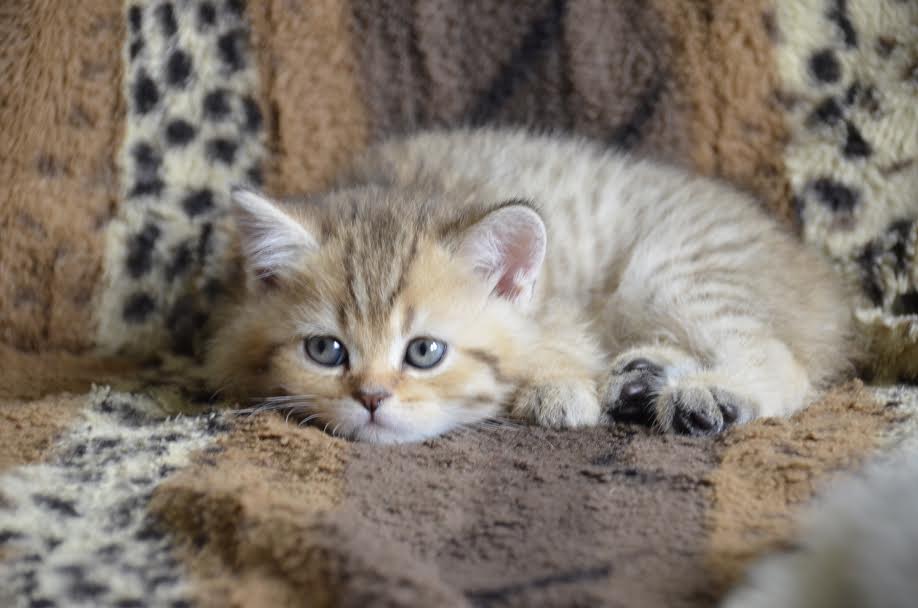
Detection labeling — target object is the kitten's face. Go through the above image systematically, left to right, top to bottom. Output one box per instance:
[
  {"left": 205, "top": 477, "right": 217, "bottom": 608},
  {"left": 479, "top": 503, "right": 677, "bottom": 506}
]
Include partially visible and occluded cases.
[{"left": 210, "top": 188, "right": 546, "bottom": 443}]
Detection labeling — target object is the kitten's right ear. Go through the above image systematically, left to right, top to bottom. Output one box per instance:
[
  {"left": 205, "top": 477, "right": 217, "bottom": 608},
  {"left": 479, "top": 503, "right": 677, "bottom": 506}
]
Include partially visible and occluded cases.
[
  {"left": 231, "top": 186, "right": 318, "bottom": 284},
  {"left": 457, "top": 203, "right": 547, "bottom": 306}
]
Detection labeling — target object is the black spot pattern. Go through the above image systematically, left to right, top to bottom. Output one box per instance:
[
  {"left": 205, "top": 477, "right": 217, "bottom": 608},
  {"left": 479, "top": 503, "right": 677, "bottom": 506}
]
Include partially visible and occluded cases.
[
  {"left": 227, "top": 0, "right": 246, "bottom": 17},
  {"left": 828, "top": 0, "right": 858, "bottom": 47},
  {"left": 198, "top": 2, "right": 217, "bottom": 28},
  {"left": 156, "top": 3, "right": 178, "bottom": 38},
  {"left": 128, "top": 5, "right": 142, "bottom": 33},
  {"left": 217, "top": 29, "right": 247, "bottom": 72},
  {"left": 129, "top": 39, "right": 144, "bottom": 60},
  {"left": 166, "top": 49, "right": 192, "bottom": 86},
  {"left": 810, "top": 49, "right": 841, "bottom": 83},
  {"left": 132, "top": 71, "right": 159, "bottom": 114},
  {"left": 844, "top": 81, "right": 861, "bottom": 104},
  {"left": 203, "top": 89, "right": 231, "bottom": 119},
  {"left": 242, "top": 95, "right": 262, "bottom": 132},
  {"left": 808, "top": 97, "right": 843, "bottom": 126},
  {"left": 165, "top": 119, "right": 196, "bottom": 145},
  {"left": 842, "top": 122, "right": 872, "bottom": 158},
  {"left": 207, "top": 137, "right": 238, "bottom": 164},
  {"left": 129, "top": 142, "right": 164, "bottom": 198},
  {"left": 133, "top": 142, "right": 160, "bottom": 171},
  {"left": 246, "top": 164, "right": 263, "bottom": 186},
  {"left": 129, "top": 177, "right": 164, "bottom": 199},
  {"left": 811, "top": 178, "right": 859, "bottom": 213},
  {"left": 182, "top": 189, "right": 215, "bottom": 217},
  {"left": 855, "top": 219, "right": 917, "bottom": 315},
  {"left": 888, "top": 219, "right": 913, "bottom": 273},
  {"left": 126, "top": 223, "right": 161, "bottom": 278},
  {"left": 165, "top": 241, "right": 193, "bottom": 281},
  {"left": 857, "top": 244, "right": 885, "bottom": 306},
  {"left": 892, "top": 291, "right": 918, "bottom": 316},
  {"left": 123, "top": 293, "right": 156, "bottom": 323},
  {"left": 167, "top": 295, "right": 209, "bottom": 357},
  {"left": 32, "top": 496, "right": 78, "bottom": 518},
  {"left": 0, "top": 530, "right": 24, "bottom": 544},
  {"left": 70, "top": 580, "right": 109, "bottom": 601}
]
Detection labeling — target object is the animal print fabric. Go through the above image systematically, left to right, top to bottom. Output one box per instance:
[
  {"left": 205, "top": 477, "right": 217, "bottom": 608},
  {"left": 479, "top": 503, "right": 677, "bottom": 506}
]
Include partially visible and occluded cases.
[
  {"left": 95, "top": 0, "right": 265, "bottom": 359},
  {"left": 774, "top": 0, "right": 918, "bottom": 380},
  {"left": 0, "top": 387, "right": 228, "bottom": 608}
]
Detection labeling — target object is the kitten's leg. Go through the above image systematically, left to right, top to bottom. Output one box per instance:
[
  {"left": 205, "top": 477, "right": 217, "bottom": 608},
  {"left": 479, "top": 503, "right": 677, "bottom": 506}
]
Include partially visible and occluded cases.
[
  {"left": 508, "top": 311, "right": 605, "bottom": 429},
  {"left": 600, "top": 336, "right": 811, "bottom": 435},
  {"left": 512, "top": 380, "right": 601, "bottom": 429}
]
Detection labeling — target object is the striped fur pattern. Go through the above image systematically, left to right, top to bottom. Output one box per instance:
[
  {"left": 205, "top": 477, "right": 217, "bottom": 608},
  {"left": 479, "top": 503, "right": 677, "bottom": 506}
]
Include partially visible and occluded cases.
[{"left": 208, "top": 129, "right": 854, "bottom": 443}]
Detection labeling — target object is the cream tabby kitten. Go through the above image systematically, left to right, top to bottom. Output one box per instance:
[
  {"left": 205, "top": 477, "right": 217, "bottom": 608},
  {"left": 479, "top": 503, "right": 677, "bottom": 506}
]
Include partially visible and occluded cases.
[{"left": 208, "top": 129, "right": 853, "bottom": 443}]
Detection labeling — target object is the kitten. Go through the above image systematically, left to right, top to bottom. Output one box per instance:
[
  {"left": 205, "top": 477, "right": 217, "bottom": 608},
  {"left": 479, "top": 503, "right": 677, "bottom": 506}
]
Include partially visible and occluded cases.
[{"left": 207, "top": 129, "right": 853, "bottom": 443}]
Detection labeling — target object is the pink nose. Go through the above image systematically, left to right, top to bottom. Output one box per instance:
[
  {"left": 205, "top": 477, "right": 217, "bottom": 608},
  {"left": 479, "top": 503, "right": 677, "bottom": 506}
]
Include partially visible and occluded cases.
[{"left": 353, "top": 388, "right": 391, "bottom": 413}]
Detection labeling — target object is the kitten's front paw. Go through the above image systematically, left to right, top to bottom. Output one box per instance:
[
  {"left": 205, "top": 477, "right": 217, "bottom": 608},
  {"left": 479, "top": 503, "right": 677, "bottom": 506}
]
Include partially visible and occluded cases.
[
  {"left": 601, "top": 351, "right": 750, "bottom": 435},
  {"left": 600, "top": 357, "right": 666, "bottom": 427},
  {"left": 512, "top": 382, "right": 600, "bottom": 429}
]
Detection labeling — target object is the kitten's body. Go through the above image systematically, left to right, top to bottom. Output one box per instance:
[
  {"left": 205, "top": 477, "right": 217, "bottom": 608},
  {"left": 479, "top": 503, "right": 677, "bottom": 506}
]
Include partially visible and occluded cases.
[{"left": 209, "top": 129, "right": 853, "bottom": 442}]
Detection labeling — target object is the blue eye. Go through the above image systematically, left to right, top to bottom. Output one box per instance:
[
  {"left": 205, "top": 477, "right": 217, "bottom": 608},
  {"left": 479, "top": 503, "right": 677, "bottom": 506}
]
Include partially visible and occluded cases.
[
  {"left": 305, "top": 336, "right": 348, "bottom": 367},
  {"left": 404, "top": 338, "right": 447, "bottom": 369}
]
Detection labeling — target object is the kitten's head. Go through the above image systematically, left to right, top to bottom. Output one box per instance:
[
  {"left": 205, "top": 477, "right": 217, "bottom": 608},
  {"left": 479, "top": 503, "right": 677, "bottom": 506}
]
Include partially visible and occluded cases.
[{"left": 208, "top": 186, "right": 547, "bottom": 443}]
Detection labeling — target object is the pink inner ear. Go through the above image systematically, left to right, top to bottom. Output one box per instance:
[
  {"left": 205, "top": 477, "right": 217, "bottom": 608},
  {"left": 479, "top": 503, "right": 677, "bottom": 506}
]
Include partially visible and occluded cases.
[
  {"left": 231, "top": 186, "right": 317, "bottom": 284},
  {"left": 459, "top": 205, "right": 547, "bottom": 305},
  {"left": 494, "top": 273, "right": 526, "bottom": 301}
]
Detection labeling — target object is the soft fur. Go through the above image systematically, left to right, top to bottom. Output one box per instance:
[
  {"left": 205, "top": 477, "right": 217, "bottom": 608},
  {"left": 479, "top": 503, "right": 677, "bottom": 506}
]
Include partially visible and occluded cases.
[
  {"left": 207, "top": 129, "right": 854, "bottom": 443},
  {"left": 722, "top": 446, "right": 918, "bottom": 608}
]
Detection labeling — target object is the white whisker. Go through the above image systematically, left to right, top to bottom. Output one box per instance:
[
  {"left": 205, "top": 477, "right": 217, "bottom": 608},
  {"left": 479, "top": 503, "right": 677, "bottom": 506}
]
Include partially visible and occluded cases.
[{"left": 298, "top": 414, "right": 322, "bottom": 427}]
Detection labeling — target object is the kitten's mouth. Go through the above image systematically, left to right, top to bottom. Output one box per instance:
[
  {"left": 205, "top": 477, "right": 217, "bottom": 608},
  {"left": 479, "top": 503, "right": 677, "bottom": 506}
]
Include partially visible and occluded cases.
[{"left": 363, "top": 414, "right": 388, "bottom": 428}]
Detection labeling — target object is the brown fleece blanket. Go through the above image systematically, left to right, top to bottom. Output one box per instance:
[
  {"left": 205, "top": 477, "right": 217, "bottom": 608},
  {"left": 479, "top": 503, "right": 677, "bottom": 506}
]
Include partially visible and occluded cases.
[{"left": 1, "top": 1, "right": 916, "bottom": 607}]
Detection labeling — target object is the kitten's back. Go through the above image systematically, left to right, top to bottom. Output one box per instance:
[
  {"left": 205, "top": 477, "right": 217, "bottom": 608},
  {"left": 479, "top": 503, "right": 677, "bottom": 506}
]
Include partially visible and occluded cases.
[{"left": 347, "top": 128, "right": 854, "bottom": 388}]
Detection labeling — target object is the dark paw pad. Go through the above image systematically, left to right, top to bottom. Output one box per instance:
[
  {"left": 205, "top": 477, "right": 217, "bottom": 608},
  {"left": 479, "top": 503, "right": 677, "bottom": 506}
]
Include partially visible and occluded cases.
[{"left": 605, "top": 360, "right": 665, "bottom": 426}]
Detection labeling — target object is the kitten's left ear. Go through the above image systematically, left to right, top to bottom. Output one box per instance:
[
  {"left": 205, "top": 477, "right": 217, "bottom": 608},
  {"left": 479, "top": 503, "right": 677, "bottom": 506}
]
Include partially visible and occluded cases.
[
  {"left": 231, "top": 186, "right": 318, "bottom": 284},
  {"left": 457, "top": 203, "right": 547, "bottom": 305}
]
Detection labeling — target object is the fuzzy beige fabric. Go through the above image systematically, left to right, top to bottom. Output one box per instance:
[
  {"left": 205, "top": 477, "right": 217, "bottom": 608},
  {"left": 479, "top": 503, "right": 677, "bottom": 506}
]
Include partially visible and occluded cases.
[{"left": 0, "top": 1, "right": 123, "bottom": 353}]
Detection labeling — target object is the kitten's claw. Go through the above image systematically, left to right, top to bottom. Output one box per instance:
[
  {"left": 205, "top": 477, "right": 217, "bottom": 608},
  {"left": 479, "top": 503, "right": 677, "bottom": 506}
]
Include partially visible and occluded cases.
[{"left": 513, "top": 382, "right": 601, "bottom": 429}]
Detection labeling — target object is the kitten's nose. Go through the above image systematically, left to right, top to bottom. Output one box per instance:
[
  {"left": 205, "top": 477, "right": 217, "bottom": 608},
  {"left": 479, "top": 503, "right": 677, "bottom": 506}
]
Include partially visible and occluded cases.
[{"left": 353, "top": 388, "right": 391, "bottom": 413}]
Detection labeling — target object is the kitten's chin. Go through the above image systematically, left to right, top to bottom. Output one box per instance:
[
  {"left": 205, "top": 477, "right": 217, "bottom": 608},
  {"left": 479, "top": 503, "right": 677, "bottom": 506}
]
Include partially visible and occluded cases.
[
  {"left": 334, "top": 405, "right": 476, "bottom": 444},
  {"left": 350, "top": 423, "right": 439, "bottom": 445}
]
